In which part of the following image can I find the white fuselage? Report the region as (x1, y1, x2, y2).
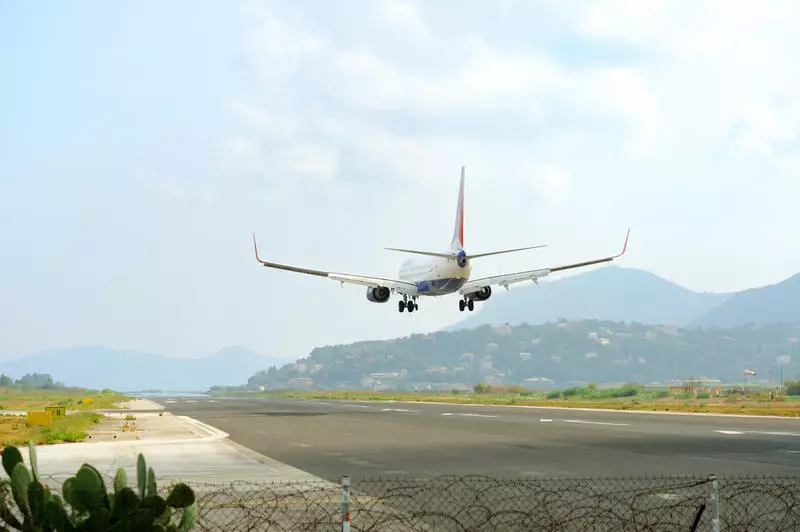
(397, 254, 472, 296)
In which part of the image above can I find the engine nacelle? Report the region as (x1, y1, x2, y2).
(468, 286, 492, 301)
(366, 286, 391, 303)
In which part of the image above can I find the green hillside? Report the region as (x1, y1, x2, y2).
(247, 320, 800, 390)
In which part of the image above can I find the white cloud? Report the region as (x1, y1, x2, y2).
(283, 144, 339, 181)
(379, 0, 432, 40)
(536, 165, 572, 206)
(567, 0, 800, 160)
(222, 2, 673, 192)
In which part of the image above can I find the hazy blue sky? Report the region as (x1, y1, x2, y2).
(3, 1, 800, 362)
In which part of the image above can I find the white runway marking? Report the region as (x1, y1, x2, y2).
(185, 400, 198, 403)
(440, 412, 496, 418)
(563, 419, 629, 426)
(341, 404, 369, 408)
(381, 408, 418, 413)
(540, 418, 628, 426)
(715, 430, 800, 437)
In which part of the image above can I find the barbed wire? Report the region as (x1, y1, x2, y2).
(3, 473, 800, 531)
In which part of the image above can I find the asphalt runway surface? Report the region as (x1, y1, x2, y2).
(154, 396, 800, 481)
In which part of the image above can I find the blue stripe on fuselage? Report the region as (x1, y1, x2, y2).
(416, 277, 467, 295)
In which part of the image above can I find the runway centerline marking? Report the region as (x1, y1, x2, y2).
(381, 408, 419, 413)
(715, 430, 800, 437)
(540, 418, 629, 426)
(441, 413, 497, 418)
(563, 419, 629, 426)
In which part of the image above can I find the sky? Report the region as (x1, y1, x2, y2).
(2, 0, 800, 362)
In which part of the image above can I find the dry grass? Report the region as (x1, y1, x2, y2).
(0, 412, 104, 446)
(0, 388, 132, 412)
(250, 389, 800, 417)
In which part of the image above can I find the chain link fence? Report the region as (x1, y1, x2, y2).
(5, 473, 800, 530)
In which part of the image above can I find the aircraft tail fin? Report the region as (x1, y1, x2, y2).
(450, 166, 465, 251)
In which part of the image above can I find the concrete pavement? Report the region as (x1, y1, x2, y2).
(16, 398, 326, 488)
(154, 396, 800, 481)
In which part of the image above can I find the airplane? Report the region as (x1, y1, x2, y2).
(253, 166, 630, 314)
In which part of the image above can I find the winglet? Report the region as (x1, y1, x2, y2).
(616, 228, 631, 258)
(253, 233, 266, 264)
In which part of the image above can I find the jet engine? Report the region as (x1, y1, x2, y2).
(366, 286, 391, 303)
(456, 249, 469, 268)
(468, 286, 492, 301)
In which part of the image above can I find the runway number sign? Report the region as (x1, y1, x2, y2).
(45, 406, 66, 417)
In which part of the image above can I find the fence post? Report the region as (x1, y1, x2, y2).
(708, 474, 720, 532)
(342, 475, 351, 532)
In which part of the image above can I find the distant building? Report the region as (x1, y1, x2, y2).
(287, 378, 314, 389)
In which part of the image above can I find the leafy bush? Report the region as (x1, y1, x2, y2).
(609, 387, 638, 398)
(653, 391, 670, 399)
(785, 380, 800, 396)
(473, 383, 489, 395)
(0, 442, 197, 531)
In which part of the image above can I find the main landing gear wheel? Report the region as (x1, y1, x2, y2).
(399, 300, 419, 313)
(468, 299, 474, 311)
(459, 299, 475, 312)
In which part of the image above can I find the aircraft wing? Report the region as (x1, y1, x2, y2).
(458, 228, 630, 295)
(253, 234, 420, 296)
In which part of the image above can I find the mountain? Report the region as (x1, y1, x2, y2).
(0, 346, 288, 391)
(445, 266, 731, 331)
(250, 320, 800, 390)
(691, 273, 800, 329)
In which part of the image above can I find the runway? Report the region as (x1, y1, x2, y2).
(154, 396, 800, 481)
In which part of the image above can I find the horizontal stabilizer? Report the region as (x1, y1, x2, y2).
(385, 244, 547, 259)
(469, 245, 547, 258)
(384, 248, 456, 259)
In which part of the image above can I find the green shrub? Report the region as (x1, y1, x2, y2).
(473, 383, 489, 394)
(0, 442, 197, 531)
